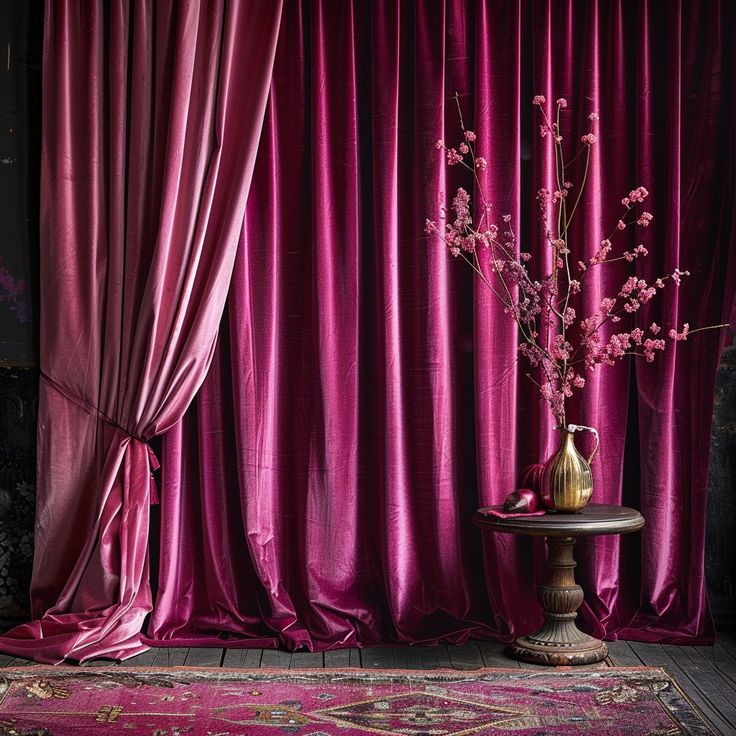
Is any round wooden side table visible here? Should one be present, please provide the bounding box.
[473,503,645,666]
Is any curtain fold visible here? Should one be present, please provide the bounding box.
[0,0,283,664]
[147,0,736,651]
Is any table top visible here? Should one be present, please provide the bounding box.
[473,504,645,537]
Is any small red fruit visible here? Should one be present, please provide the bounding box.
[503,488,540,513]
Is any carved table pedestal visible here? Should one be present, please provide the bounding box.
[473,504,645,666]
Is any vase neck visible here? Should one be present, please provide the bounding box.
[561,428,577,451]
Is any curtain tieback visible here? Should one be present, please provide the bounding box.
[40,372,160,505]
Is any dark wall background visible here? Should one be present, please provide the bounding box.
[0,2,733,630]
[0,1,40,623]
[707,343,736,629]
[0,2,39,368]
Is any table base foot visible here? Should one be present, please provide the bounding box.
[511,632,608,666]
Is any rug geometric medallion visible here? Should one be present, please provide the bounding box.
[0,666,714,735]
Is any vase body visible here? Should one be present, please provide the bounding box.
[541,426,598,513]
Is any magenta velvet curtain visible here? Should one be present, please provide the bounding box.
[146,0,736,651]
[0,0,283,663]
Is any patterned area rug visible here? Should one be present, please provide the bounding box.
[0,666,713,735]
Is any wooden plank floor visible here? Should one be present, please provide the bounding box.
[2,634,735,734]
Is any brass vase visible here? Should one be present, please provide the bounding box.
[540,424,600,513]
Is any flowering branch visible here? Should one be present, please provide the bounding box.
[426,94,729,427]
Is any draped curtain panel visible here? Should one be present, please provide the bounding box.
[147,0,736,650]
[148,0,736,652]
[0,0,283,663]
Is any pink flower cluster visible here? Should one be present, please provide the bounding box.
[435,128,486,172]
[426,93,711,426]
[622,186,648,206]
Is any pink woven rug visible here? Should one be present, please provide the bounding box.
[0,666,713,735]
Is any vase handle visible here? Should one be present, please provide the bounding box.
[567,424,599,465]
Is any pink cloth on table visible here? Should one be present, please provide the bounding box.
[478,507,547,519]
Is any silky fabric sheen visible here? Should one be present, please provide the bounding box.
[145,0,736,651]
[0,0,283,663]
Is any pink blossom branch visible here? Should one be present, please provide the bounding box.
[427,94,726,426]
[686,323,730,335]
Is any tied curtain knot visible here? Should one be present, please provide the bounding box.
[40,372,160,505]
